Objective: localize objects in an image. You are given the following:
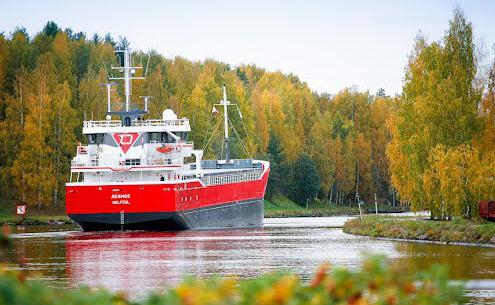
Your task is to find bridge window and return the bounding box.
[149,132,175,143]
[87,133,104,144]
[125,159,141,166]
[174,132,189,141]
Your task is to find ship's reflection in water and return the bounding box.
[66,230,275,295]
[10,217,495,303]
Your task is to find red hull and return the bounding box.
[66,170,269,230]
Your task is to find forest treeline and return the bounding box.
[0,8,494,218]
[0,22,394,209]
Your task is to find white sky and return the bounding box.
[1,0,494,95]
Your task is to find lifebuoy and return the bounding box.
[156,146,174,154]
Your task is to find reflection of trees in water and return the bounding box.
[13,235,68,285]
[394,242,495,279]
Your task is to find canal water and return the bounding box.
[8,216,495,304]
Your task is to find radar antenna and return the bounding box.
[139,96,153,112]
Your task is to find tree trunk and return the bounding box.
[37,79,44,210]
[355,161,360,202]
[20,77,26,203]
[54,103,62,207]
[392,188,396,207]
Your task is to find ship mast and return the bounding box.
[109,45,145,113]
[222,85,230,162]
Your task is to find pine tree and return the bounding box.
[290,153,320,206]
[266,132,290,200]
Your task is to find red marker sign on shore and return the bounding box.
[16,205,26,215]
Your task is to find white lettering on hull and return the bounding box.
[111,194,131,199]
[111,193,131,205]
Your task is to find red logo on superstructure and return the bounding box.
[112,133,140,153]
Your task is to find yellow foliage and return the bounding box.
[423,145,495,219]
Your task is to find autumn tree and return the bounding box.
[0,70,29,201]
[49,82,76,207]
[388,8,482,214]
[369,97,393,198]
[12,54,57,208]
[307,112,335,199]
[423,145,495,219]
[477,51,495,153]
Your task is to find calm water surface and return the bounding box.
[8,216,495,304]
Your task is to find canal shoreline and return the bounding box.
[343,215,495,247]
[358,235,495,248]
[0,207,406,225]
[0,215,72,226]
[0,196,405,225]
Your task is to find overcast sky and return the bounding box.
[1,0,494,95]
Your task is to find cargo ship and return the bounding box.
[65,46,270,231]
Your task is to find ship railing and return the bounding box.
[83,119,189,128]
[201,169,263,186]
[133,119,189,127]
[84,120,122,128]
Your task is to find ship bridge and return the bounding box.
[70,108,204,185]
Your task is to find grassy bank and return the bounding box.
[343,215,495,245]
[0,214,72,226]
[264,196,405,218]
[0,206,71,225]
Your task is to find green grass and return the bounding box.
[264,196,405,218]
[264,196,304,211]
[0,214,72,225]
[0,205,71,225]
[343,215,495,245]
